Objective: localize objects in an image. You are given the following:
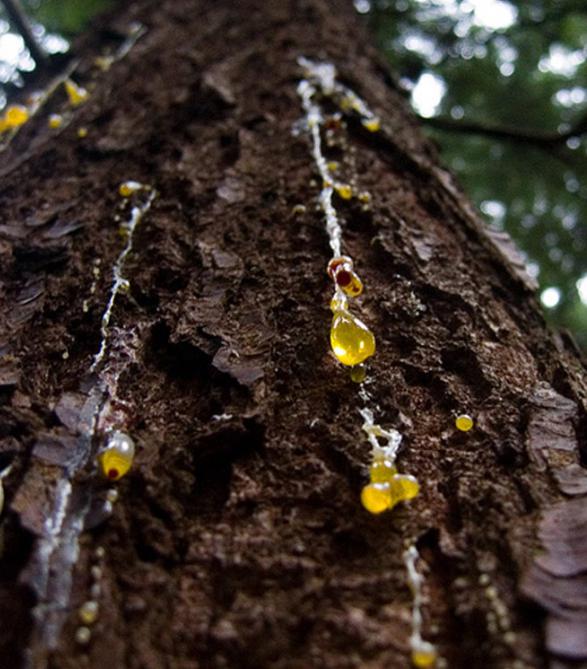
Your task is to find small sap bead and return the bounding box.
[324,115,342,130]
[330,309,375,366]
[369,460,397,484]
[4,104,29,128]
[340,271,363,298]
[291,203,306,216]
[97,430,135,481]
[361,482,391,514]
[350,364,367,384]
[79,600,99,625]
[340,95,354,111]
[65,78,89,107]
[455,414,474,432]
[362,117,381,132]
[358,191,371,204]
[389,474,420,507]
[75,626,92,645]
[48,114,63,129]
[333,262,354,288]
[330,291,348,313]
[335,183,353,200]
[327,161,339,172]
[411,641,437,668]
[119,180,143,197]
[327,255,353,280]
[77,127,88,138]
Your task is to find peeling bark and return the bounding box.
[0,1,586,668]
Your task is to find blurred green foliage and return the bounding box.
[364,0,587,348]
[23,0,114,36]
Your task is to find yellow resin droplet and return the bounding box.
[389,474,420,508]
[358,191,371,204]
[327,161,339,172]
[341,271,363,297]
[119,181,142,197]
[411,643,437,668]
[330,309,375,366]
[369,460,397,483]
[77,127,88,138]
[362,117,381,132]
[48,114,63,129]
[455,414,474,432]
[361,483,391,514]
[336,184,353,200]
[4,104,29,129]
[65,78,89,107]
[79,600,99,625]
[330,292,348,313]
[98,431,135,481]
[350,364,367,384]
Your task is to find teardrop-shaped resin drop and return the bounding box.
[97,431,135,481]
[330,309,375,366]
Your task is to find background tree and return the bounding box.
[0,1,586,668]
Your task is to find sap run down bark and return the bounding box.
[0,0,586,667]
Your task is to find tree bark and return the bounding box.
[1,1,586,668]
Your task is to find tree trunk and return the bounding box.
[1,1,586,668]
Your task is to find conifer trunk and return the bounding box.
[1,1,586,668]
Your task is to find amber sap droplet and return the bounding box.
[330,291,348,313]
[361,482,391,514]
[388,474,419,508]
[98,431,135,481]
[350,364,366,384]
[369,460,396,483]
[119,180,142,198]
[362,117,381,132]
[48,114,63,129]
[79,600,99,625]
[455,414,474,432]
[330,308,375,366]
[335,184,353,200]
[65,78,89,107]
[333,263,353,288]
[327,256,353,281]
[2,104,29,130]
[340,270,363,297]
[411,642,438,668]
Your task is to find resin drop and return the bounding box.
[330,309,375,366]
[411,643,437,668]
[97,430,135,481]
[455,414,474,432]
[361,483,391,514]
[65,78,89,107]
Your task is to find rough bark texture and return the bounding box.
[1,1,586,668]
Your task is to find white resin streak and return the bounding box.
[298,56,378,122]
[359,407,402,464]
[297,78,342,257]
[91,190,155,371]
[25,189,154,665]
[404,544,435,656]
